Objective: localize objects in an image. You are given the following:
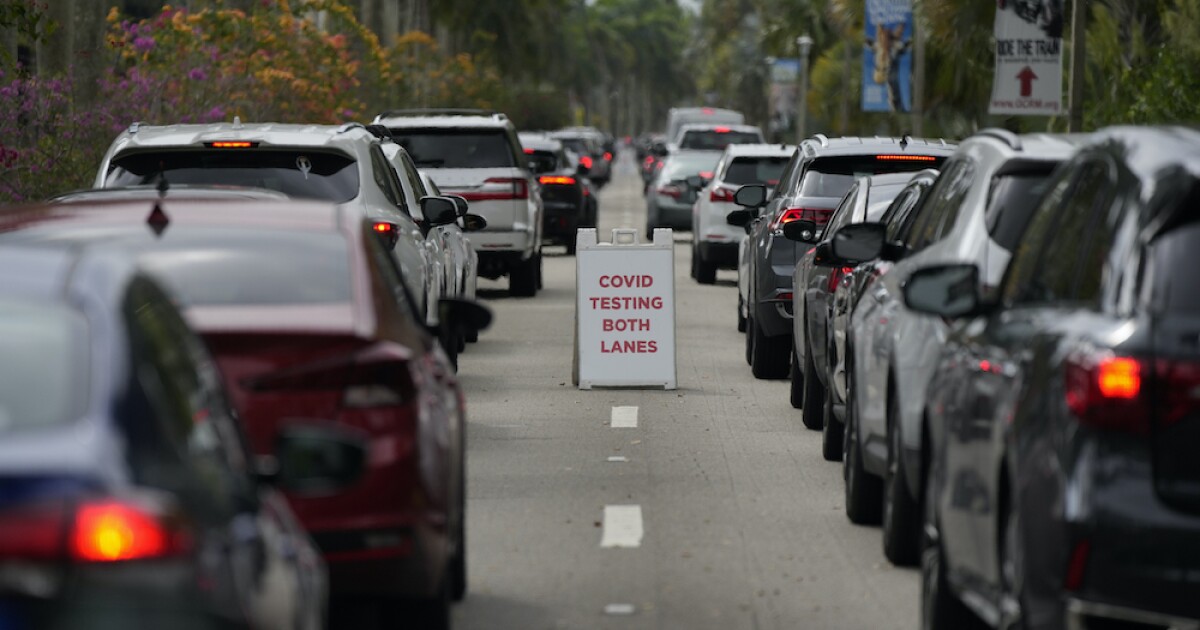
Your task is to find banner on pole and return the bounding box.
[768,58,799,139]
[989,0,1064,116]
[862,0,913,113]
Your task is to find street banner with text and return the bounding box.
[989,0,1064,116]
[862,0,913,113]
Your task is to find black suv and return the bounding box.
[729,135,955,379]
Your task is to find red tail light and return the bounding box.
[459,177,529,202]
[372,222,395,235]
[771,207,830,230]
[206,141,256,149]
[539,175,577,186]
[714,127,730,133]
[523,148,534,154]
[875,154,938,162]
[1065,353,1148,432]
[0,499,190,563]
[0,502,68,560]
[643,156,654,165]
[710,186,736,203]
[603,152,613,161]
[580,155,594,169]
[827,266,854,293]
[656,184,683,199]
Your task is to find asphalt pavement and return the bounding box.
[452,153,918,630]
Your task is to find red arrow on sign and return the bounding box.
[1017,66,1038,97]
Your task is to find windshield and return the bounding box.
[798,155,946,197]
[105,150,360,202]
[392,129,517,168]
[136,230,352,306]
[723,156,790,186]
[679,130,762,151]
[0,300,88,435]
[664,153,721,180]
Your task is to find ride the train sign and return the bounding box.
[989,0,1064,116]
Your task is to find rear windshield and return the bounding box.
[723,157,790,186]
[0,301,88,434]
[985,172,1054,252]
[527,150,560,174]
[798,155,945,197]
[664,153,721,180]
[679,130,762,151]
[554,137,593,156]
[1151,222,1200,316]
[105,150,359,203]
[136,230,352,306]
[392,129,516,168]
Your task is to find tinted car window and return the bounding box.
[137,230,352,306]
[528,150,560,174]
[984,173,1054,251]
[679,130,763,151]
[106,150,359,202]
[724,157,790,186]
[1001,168,1075,305]
[798,155,944,197]
[394,129,517,168]
[0,300,88,434]
[664,153,721,179]
[1150,221,1200,315]
[906,159,973,251]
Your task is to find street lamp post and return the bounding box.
[764,56,776,142]
[796,35,814,145]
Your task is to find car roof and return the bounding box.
[721,143,797,158]
[1066,126,1200,181]
[801,134,956,158]
[51,185,292,203]
[520,136,564,152]
[0,197,349,235]
[0,244,83,302]
[960,128,1092,160]
[108,121,379,152]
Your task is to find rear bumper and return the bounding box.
[317,523,447,599]
[543,204,582,240]
[469,228,536,255]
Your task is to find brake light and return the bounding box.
[539,176,577,186]
[523,148,534,154]
[372,222,395,235]
[771,207,830,230]
[644,156,655,165]
[656,184,683,199]
[458,178,529,202]
[875,154,938,162]
[603,152,613,161]
[710,186,736,203]
[699,171,713,179]
[1064,353,1149,433]
[702,107,714,114]
[828,266,854,293]
[206,141,255,148]
[580,155,594,169]
[714,127,730,133]
[73,501,176,562]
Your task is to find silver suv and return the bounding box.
[374,109,544,297]
[94,120,439,327]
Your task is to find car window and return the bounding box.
[137,229,352,306]
[679,130,763,151]
[1000,165,1078,305]
[0,300,88,435]
[363,225,426,332]
[863,182,908,222]
[798,155,946,198]
[984,172,1055,252]
[769,152,802,200]
[664,153,721,179]
[1148,219,1200,316]
[527,150,559,174]
[106,149,359,202]
[393,128,517,168]
[906,159,973,252]
[1068,162,1120,305]
[370,145,408,214]
[723,157,790,186]
[881,184,922,241]
[824,182,863,235]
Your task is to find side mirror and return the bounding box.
[685,175,704,190]
[439,297,493,335]
[273,423,368,495]
[830,222,887,263]
[782,219,818,243]
[421,196,458,227]
[902,264,982,318]
[726,208,754,227]
[446,194,469,218]
[734,184,768,209]
[461,213,487,232]
[813,241,836,266]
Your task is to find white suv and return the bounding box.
[374,109,543,297]
[94,120,439,326]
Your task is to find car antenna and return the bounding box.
[147,170,170,238]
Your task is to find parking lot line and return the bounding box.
[600,505,644,548]
[611,405,638,428]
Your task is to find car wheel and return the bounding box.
[750,319,789,379]
[822,393,843,462]
[744,313,754,366]
[695,248,716,284]
[411,579,451,630]
[800,339,824,430]
[737,294,747,333]
[509,256,538,297]
[844,390,883,524]
[565,239,577,256]
[690,243,699,280]
[536,253,543,290]
[883,395,921,566]
[789,349,804,409]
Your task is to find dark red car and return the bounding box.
[0,196,490,628]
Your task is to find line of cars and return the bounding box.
[716,126,1200,628]
[0,108,617,629]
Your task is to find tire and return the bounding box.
[750,318,790,379]
[509,256,538,297]
[737,295,747,333]
[744,313,754,365]
[535,253,543,290]
[411,579,451,630]
[844,391,883,525]
[800,340,824,430]
[921,495,984,630]
[789,350,804,409]
[695,248,716,284]
[565,239,577,256]
[822,394,843,462]
[883,395,922,566]
[690,244,699,280]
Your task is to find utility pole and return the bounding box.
[796,35,813,144]
[911,8,925,136]
[1068,0,1086,132]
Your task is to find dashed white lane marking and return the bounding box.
[610,406,638,428]
[600,505,643,548]
[606,456,629,463]
[604,603,637,615]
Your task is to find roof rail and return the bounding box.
[811,133,830,147]
[375,108,503,120]
[364,124,393,140]
[975,128,1022,151]
[127,121,142,134]
[336,122,366,134]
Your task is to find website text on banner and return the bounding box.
[575,228,677,390]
